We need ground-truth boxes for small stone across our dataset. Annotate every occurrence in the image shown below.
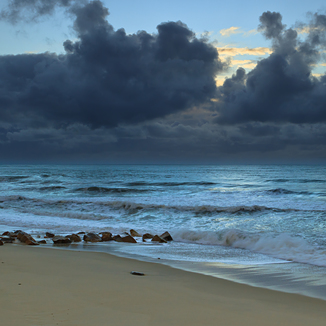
[37,240,47,244]
[77,231,86,235]
[160,231,173,241]
[45,232,55,238]
[130,229,141,237]
[0,240,3,246]
[130,271,145,276]
[142,233,154,242]
[151,235,167,243]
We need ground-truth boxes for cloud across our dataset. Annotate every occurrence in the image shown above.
[0,0,224,130]
[215,11,326,125]
[0,0,85,23]
[230,59,257,69]
[220,26,241,37]
[216,46,272,56]
[0,3,326,163]
[219,27,258,38]
[243,29,258,36]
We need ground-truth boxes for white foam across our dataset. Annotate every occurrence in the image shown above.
[172,229,326,267]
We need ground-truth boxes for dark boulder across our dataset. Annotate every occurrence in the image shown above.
[45,232,55,238]
[121,235,137,243]
[0,237,14,243]
[83,233,101,242]
[52,236,72,244]
[101,232,113,242]
[130,229,141,237]
[37,240,47,244]
[160,231,173,241]
[66,234,82,242]
[17,232,39,245]
[113,235,123,242]
[142,233,154,242]
[151,235,167,243]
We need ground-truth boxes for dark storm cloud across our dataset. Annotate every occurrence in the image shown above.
[216,11,326,125]
[0,0,82,23]
[1,1,326,163]
[0,0,223,129]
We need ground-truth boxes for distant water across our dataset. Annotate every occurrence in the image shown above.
[1,164,326,298]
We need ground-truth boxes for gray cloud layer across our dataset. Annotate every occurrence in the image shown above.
[0,1,326,162]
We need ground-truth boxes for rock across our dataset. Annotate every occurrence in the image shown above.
[2,231,10,236]
[52,236,72,244]
[45,232,55,238]
[160,231,173,241]
[0,237,14,243]
[130,229,141,237]
[66,234,82,242]
[7,232,18,238]
[113,235,123,242]
[0,240,3,246]
[142,233,154,242]
[130,271,144,276]
[121,235,137,243]
[37,240,47,244]
[17,232,39,245]
[101,232,113,242]
[151,235,167,243]
[25,239,39,245]
[83,233,101,242]
[77,231,85,235]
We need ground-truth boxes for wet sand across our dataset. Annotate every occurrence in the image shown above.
[1,245,326,326]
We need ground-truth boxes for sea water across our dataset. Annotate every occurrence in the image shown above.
[1,164,326,298]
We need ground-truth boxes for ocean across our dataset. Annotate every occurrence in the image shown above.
[1,164,326,299]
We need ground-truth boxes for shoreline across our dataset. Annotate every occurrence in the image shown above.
[1,245,326,326]
[40,241,326,301]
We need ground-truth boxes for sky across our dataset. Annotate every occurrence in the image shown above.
[0,0,325,163]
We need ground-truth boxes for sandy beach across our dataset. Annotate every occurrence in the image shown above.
[0,245,325,326]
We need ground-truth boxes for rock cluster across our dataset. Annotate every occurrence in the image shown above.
[0,229,173,246]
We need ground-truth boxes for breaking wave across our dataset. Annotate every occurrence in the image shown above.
[173,229,326,267]
[0,195,308,214]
